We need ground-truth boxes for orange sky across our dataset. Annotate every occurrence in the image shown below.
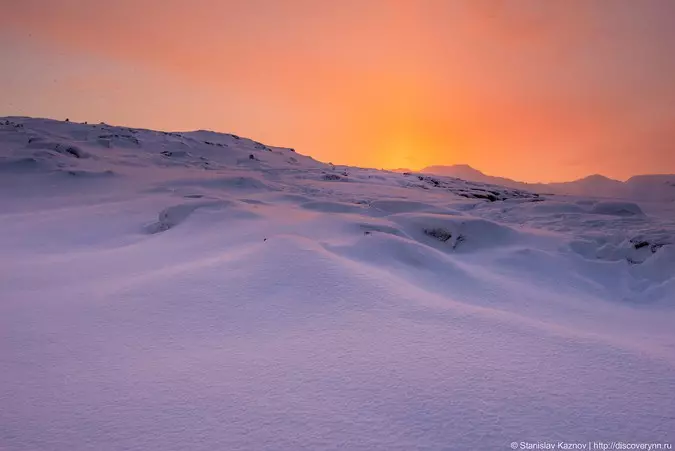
[2,0,675,182]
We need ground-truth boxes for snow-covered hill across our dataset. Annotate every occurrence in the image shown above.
[2,117,674,450]
[423,164,675,200]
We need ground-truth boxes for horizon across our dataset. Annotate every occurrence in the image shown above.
[417,162,675,184]
[6,113,673,184]
[3,1,675,183]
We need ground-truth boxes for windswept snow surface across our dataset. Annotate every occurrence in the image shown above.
[1,117,674,451]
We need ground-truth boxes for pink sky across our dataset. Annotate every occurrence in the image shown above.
[2,0,675,182]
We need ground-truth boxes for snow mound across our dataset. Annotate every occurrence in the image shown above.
[590,201,644,216]
[26,139,92,159]
[391,213,534,252]
[95,133,141,148]
[528,201,587,214]
[0,156,46,172]
[369,199,453,214]
[144,201,230,234]
[300,200,366,214]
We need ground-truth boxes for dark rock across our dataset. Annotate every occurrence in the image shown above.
[323,174,343,181]
[473,193,498,202]
[64,147,82,158]
[633,241,650,250]
[424,228,453,242]
[651,243,665,253]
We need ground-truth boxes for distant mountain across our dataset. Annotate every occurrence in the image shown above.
[421,164,675,200]
[625,174,675,200]
[546,174,626,197]
[422,164,526,190]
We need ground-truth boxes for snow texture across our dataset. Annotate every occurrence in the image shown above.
[1,117,674,450]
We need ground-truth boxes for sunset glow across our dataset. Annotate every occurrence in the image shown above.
[2,0,675,182]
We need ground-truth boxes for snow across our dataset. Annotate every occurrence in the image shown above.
[423,164,675,201]
[1,117,674,450]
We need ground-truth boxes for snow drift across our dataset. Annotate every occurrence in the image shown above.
[1,117,674,451]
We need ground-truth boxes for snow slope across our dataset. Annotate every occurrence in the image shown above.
[423,164,675,200]
[2,117,674,451]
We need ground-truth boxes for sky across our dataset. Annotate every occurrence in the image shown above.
[2,0,675,182]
